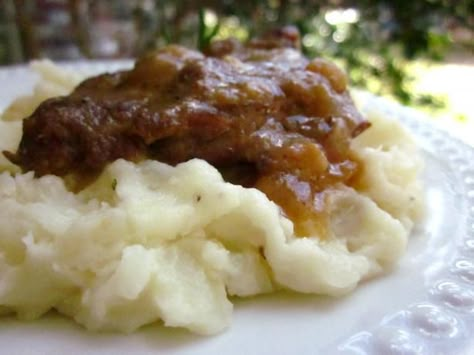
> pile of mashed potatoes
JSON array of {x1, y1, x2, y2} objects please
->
[{"x1": 0, "y1": 61, "x2": 423, "y2": 335}]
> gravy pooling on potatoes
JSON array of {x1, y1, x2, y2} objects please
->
[{"x1": 5, "y1": 27, "x2": 370, "y2": 236}]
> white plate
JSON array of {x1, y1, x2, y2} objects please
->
[{"x1": 0, "y1": 63, "x2": 473, "y2": 355}]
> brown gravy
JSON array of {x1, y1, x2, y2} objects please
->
[{"x1": 5, "y1": 28, "x2": 370, "y2": 236}]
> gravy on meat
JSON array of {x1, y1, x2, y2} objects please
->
[{"x1": 4, "y1": 27, "x2": 370, "y2": 237}]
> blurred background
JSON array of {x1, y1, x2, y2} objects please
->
[{"x1": 0, "y1": 0, "x2": 473, "y2": 139}]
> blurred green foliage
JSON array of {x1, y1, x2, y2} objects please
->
[
  {"x1": 133, "y1": 0, "x2": 473, "y2": 109},
  {"x1": 2, "y1": 0, "x2": 473, "y2": 111}
]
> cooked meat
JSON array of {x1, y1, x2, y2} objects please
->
[{"x1": 4, "y1": 27, "x2": 370, "y2": 236}]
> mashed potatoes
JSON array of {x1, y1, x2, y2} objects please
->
[{"x1": 0, "y1": 61, "x2": 423, "y2": 334}]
